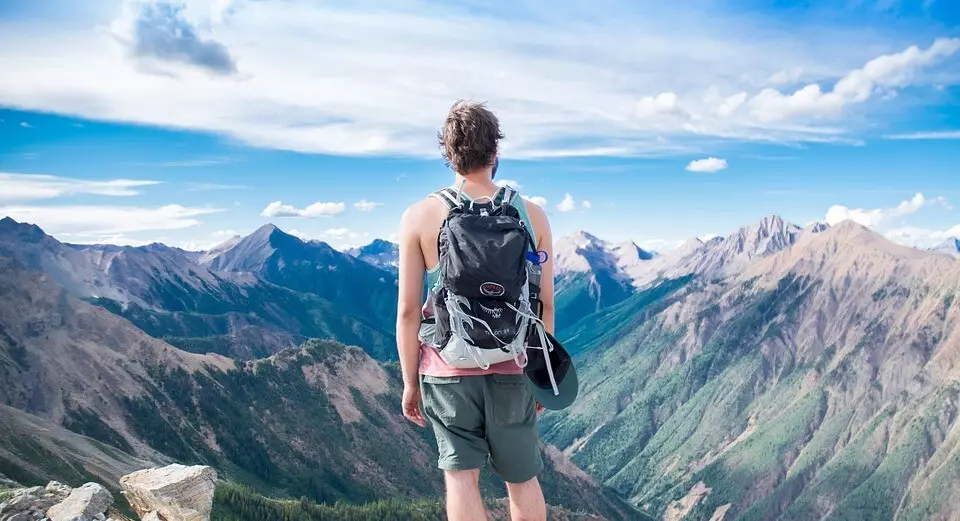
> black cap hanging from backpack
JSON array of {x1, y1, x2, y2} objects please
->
[{"x1": 524, "y1": 329, "x2": 578, "y2": 410}]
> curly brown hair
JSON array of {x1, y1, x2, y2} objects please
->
[{"x1": 438, "y1": 100, "x2": 503, "y2": 174}]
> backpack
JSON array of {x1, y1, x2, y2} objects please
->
[{"x1": 419, "y1": 184, "x2": 547, "y2": 371}]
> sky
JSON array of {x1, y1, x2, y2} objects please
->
[{"x1": 0, "y1": 0, "x2": 959, "y2": 252}]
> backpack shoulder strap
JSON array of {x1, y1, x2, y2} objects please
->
[
  {"x1": 493, "y1": 185, "x2": 518, "y2": 207},
  {"x1": 430, "y1": 188, "x2": 461, "y2": 211}
]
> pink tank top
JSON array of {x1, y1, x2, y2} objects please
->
[{"x1": 418, "y1": 283, "x2": 525, "y2": 377}]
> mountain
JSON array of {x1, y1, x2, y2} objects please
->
[
  {"x1": 0, "y1": 218, "x2": 396, "y2": 360},
  {"x1": 195, "y1": 235, "x2": 242, "y2": 265},
  {"x1": 203, "y1": 224, "x2": 398, "y2": 333},
  {"x1": 0, "y1": 258, "x2": 637, "y2": 519},
  {"x1": 0, "y1": 404, "x2": 155, "y2": 489},
  {"x1": 622, "y1": 215, "x2": 824, "y2": 290},
  {"x1": 554, "y1": 232, "x2": 653, "y2": 328},
  {"x1": 932, "y1": 238, "x2": 960, "y2": 258},
  {"x1": 347, "y1": 239, "x2": 400, "y2": 273},
  {"x1": 543, "y1": 221, "x2": 960, "y2": 520},
  {"x1": 554, "y1": 216, "x2": 822, "y2": 337}
]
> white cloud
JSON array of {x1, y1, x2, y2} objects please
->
[
  {"x1": 716, "y1": 92, "x2": 747, "y2": 117},
  {"x1": 496, "y1": 179, "x2": 523, "y2": 190},
  {"x1": 884, "y1": 224, "x2": 960, "y2": 248},
  {"x1": 686, "y1": 157, "x2": 728, "y2": 173},
  {"x1": 260, "y1": 200, "x2": 346, "y2": 218},
  {"x1": 636, "y1": 92, "x2": 684, "y2": 118},
  {"x1": 211, "y1": 229, "x2": 238, "y2": 237},
  {"x1": 0, "y1": 173, "x2": 160, "y2": 201},
  {"x1": 824, "y1": 192, "x2": 950, "y2": 228},
  {"x1": 884, "y1": 130, "x2": 960, "y2": 140},
  {"x1": 522, "y1": 195, "x2": 547, "y2": 208},
  {"x1": 748, "y1": 38, "x2": 960, "y2": 122},
  {"x1": 556, "y1": 194, "x2": 591, "y2": 212},
  {"x1": 320, "y1": 227, "x2": 366, "y2": 246},
  {"x1": 19, "y1": 122, "x2": 31, "y2": 128},
  {"x1": 767, "y1": 68, "x2": 804, "y2": 85},
  {"x1": 3, "y1": 2, "x2": 952, "y2": 157},
  {"x1": 286, "y1": 228, "x2": 309, "y2": 240},
  {"x1": 0, "y1": 204, "x2": 220, "y2": 236},
  {"x1": 322, "y1": 227, "x2": 351, "y2": 238},
  {"x1": 353, "y1": 199, "x2": 382, "y2": 212}
]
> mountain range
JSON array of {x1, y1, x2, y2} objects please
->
[
  {"x1": 0, "y1": 218, "x2": 398, "y2": 361},
  {"x1": 0, "y1": 254, "x2": 637, "y2": 519},
  {"x1": 4, "y1": 211, "x2": 960, "y2": 520},
  {"x1": 544, "y1": 219, "x2": 960, "y2": 520},
  {"x1": 551, "y1": 216, "x2": 826, "y2": 341}
]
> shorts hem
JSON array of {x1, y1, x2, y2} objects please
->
[
  {"x1": 438, "y1": 458, "x2": 486, "y2": 472},
  {"x1": 493, "y1": 459, "x2": 544, "y2": 484}
]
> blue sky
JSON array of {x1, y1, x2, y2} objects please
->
[{"x1": 0, "y1": 0, "x2": 958, "y2": 251}]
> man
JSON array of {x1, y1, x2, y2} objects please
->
[{"x1": 396, "y1": 100, "x2": 555, "y2": 521}]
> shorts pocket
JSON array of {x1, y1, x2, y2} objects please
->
[
  {"x1": 421, "y1": 375, "x2": 465, "y2": 423},
  {"x1": 490, "y1": 374, "x2": 534, "y2": 427}
]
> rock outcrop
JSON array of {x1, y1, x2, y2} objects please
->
[
  {"x1": 119, "y1": 464, "x2": 216, "y2": 521},
  {"x1": 0, "y1": 481, "x2": 124, "y2": 521},
  {"x1": 46, "y1": 483, "x2": 112, "y2": 521},
  {"x1": 1, "y1": 482, "x2": 72, "y2": 520}
]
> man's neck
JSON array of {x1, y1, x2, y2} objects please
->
[{"x1": 453, "y1": 168, "x2": 498, "y2": 197}]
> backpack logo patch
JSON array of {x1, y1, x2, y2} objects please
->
[
  {"x1": 480, "y1": 282, "x2": 505, "y2": 297},
  {"x1": 478, "y1": 303, "x2": 504, "y2": 319}
]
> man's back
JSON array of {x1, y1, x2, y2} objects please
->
[{"x1": 394, "y1": 101, "x2": 554, "y2": 521}]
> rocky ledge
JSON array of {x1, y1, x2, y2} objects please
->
[{"x1": 0, "y1": 464, "x2": 217, "y2": 521}]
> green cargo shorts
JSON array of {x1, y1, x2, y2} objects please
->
[{"x1": 420, "y1": 373, "x2": 543, "y2": 483}]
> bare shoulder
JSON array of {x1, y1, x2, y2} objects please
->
[
  {"x1": 521, "y1": 199, "x2": 551, "y2": 248},
  {"x1": 522, "y1": 199, "x2": 550, "y2": 230},
  {"x1": 401, "y1": 197, "x2": 444, "y2": 225}
]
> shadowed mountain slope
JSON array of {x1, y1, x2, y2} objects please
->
[{"x1": 0, "y1": 218, "x2": 396, "y2": 360}]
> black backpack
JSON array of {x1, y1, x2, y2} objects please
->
[{"x1": 422, "y1": 185, "x2": 544, "y2": 369}]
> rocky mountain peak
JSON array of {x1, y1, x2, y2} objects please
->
[
  {"x1": 0, "y1": 216, "x2": 48, "y2": 244},
  {"x1": 347, "y1": 239, "x2": 400, "y2": 272}
]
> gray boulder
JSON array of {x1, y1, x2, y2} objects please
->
[
  {"x1": 1, "y1": 483, "x2": 72, "y2": 521},
  {"x1": 120, "y1": 464, "x2": 216, "y2": 521},
  {"x1": 46, "y1": 483, "x2": 112, "y2": 521}
]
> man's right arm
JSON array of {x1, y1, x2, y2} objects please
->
[{"x1": 397, "y1": 203, "x2": 427, "y2": 426}]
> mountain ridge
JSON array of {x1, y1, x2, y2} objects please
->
[
  {"x1": 0, "y1": 218, "x2": 397, "y2": 360},
  {"x1": 543, "y1": 220, "x2": 960, "y2": 520}
]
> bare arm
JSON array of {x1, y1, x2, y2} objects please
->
[
  {"x1": 525, "y1": 202, "x2": 555, "y2": 335},
  {"x1": 397, "y1": 204, "x2": 426, "y2": 426}
]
